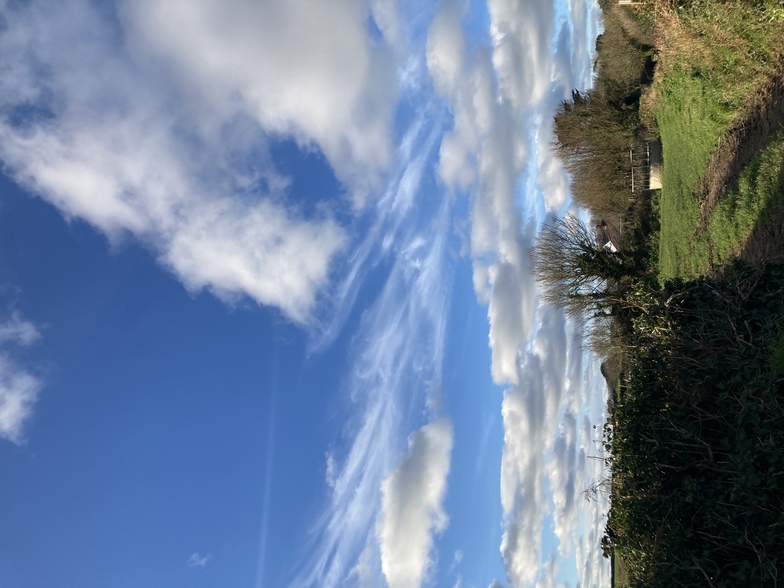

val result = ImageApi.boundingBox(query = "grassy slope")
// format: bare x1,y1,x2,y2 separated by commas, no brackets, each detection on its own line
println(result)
657,72,723,277
653,1,784,278
708,130,784,261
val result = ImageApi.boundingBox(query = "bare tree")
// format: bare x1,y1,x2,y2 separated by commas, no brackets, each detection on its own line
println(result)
553,91,636,217
530,214,625,317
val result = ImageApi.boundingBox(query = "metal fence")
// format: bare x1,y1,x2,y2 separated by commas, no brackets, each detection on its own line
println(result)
629,143,651,194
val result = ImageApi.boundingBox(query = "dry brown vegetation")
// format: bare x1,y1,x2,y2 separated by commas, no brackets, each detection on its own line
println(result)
553,0,654,218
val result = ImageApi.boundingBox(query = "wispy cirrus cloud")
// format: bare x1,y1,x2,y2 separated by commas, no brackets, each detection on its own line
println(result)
293,107,456,587
0,0,402,324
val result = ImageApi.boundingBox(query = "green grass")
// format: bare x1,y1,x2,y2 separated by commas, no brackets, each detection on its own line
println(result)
707,130,784,261
657,71,727,278
659,127,784,278
613,551,629,587
654,0,784,279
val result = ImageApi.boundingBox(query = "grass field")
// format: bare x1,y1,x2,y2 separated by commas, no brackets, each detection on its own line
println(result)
651,0,784,278
658,125,784,277
656,71,720,277
708,130,784,262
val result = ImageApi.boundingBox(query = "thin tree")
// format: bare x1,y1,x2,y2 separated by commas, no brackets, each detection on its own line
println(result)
530,214,625,317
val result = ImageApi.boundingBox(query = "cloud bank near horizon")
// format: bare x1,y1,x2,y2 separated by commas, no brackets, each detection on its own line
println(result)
427,0,609,585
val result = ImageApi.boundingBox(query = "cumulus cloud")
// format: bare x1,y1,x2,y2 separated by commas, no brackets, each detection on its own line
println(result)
487,0,555,109
0,0,401,323
377,418,454,588
120,0,397,206
426,0,609,585
547,411,579,554
0,313,42,444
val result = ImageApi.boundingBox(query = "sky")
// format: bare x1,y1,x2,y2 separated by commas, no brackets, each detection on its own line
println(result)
0,1,610,587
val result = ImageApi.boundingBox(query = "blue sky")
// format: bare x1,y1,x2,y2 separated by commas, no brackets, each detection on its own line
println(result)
0,1,609,587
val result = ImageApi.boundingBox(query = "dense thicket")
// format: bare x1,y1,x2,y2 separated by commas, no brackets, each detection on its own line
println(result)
605,262,784,586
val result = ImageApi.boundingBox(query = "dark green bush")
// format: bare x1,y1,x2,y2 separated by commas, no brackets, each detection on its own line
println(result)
605,262,784,586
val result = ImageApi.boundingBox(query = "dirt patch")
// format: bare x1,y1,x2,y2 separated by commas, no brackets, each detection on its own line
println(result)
696,66,784,225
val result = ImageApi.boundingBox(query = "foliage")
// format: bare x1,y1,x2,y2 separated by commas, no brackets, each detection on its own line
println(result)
553,2,654,218
604,261,784,586
546,1,784,585
770,331,784,375
554,91,639,216
595,0,654,100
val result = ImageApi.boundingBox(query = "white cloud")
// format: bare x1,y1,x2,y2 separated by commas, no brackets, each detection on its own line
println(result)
487,0,555,109
0,0,402,323
0,312,43,444
120,0,397,207
536,556,559,588
0,355,41,444
426,2,465,100
450,549,463,572
293,111,455,588
547,411,579,554
370,0,405,54
377,418,454,588
426,0,608,585
187,552,211,568
486,258,537,386
325,450,338,489
0,312,41,346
